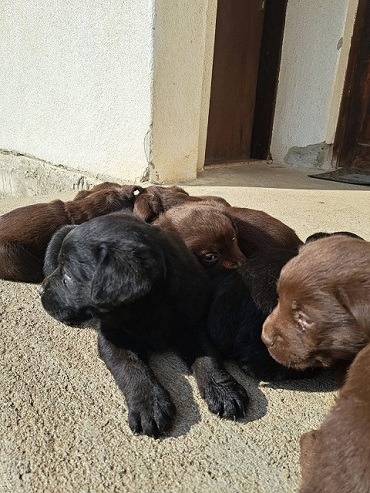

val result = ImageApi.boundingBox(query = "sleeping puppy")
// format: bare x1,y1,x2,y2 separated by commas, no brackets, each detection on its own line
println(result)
261,235,370,370
73,181,123,200
0,185,143,283
39,212,248,438
153,203,246,269
133,184,230,223
206,247,308,380
299,342,370,493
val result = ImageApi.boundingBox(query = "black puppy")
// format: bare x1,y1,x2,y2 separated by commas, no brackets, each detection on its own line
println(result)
206,247,309,380
39,212,248,437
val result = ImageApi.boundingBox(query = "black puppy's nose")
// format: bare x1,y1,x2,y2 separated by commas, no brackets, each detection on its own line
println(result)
261,332,274,348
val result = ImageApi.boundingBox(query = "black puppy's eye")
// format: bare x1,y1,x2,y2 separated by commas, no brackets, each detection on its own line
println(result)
201,252,220,266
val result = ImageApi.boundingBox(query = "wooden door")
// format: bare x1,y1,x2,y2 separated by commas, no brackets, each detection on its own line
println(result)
205,0,266,163
334,0,370,170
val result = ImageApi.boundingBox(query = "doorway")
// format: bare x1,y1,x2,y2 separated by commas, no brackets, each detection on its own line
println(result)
205,0,288,164
333,0,370,170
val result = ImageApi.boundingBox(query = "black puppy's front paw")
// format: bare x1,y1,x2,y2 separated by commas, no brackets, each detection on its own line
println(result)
202,376,249,419
127,385,176,438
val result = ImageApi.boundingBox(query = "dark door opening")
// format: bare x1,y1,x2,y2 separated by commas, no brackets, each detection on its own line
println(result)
205,0,287,164
333,0,370,170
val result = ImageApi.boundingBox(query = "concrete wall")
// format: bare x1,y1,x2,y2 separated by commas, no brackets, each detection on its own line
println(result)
0,0,154,183
270,0,357,167
150,0,216,183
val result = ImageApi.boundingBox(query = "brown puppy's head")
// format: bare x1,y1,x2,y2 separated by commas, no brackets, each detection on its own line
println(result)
133,185,230,223
261,236,370,369
67,185,145,222
73,181,123,200
154,204,246,269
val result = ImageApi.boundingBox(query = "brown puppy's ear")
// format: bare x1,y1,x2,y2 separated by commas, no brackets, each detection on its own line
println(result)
90,242,152,309
336,285,370,333
133,190,162,222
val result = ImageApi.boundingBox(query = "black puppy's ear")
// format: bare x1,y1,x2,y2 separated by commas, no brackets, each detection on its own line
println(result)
90,242,153,309
44,225,77,276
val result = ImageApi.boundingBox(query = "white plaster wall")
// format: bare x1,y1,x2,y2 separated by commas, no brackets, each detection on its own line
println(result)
270,0,351,164
151,0,214,183
0,0,154,183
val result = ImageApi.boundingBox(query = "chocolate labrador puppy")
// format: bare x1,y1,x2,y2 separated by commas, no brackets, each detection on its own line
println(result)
299,342,370,493
262,235,370,370
133,185,230,223
39,212,248,438
0,184,143,283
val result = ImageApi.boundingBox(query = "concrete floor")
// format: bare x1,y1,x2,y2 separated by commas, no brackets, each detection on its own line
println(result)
1,163,369,493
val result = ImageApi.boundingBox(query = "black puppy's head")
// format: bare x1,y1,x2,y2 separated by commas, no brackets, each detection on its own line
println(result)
40,214,166,326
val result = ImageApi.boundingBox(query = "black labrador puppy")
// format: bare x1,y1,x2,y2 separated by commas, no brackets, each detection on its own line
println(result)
39,212,248,437
206,247,306,380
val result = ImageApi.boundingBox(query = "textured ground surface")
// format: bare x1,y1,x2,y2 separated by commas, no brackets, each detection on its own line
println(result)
1,164,369,493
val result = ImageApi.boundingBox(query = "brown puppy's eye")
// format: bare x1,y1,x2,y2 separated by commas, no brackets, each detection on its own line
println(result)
201,252,220,266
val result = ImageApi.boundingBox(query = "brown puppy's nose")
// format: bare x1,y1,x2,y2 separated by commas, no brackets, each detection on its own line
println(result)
261,331,274,348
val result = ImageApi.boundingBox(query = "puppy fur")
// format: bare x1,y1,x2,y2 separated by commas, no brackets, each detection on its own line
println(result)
224,207,303,256
72,181,123,200
153,203,246,269
206,247,310,380
299,342,370,493
0,184,143,283
39,212,248,438
262,235,370,370
133,184,230,223
305,230,364,243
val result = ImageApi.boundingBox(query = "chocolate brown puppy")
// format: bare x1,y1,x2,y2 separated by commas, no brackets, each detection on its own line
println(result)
262,235,370,369
133,184,230,222
73,181,123,200
299,343,370,493
0,185,143,283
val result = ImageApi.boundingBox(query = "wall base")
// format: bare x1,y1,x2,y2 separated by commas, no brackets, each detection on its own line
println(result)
0,150,138,199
